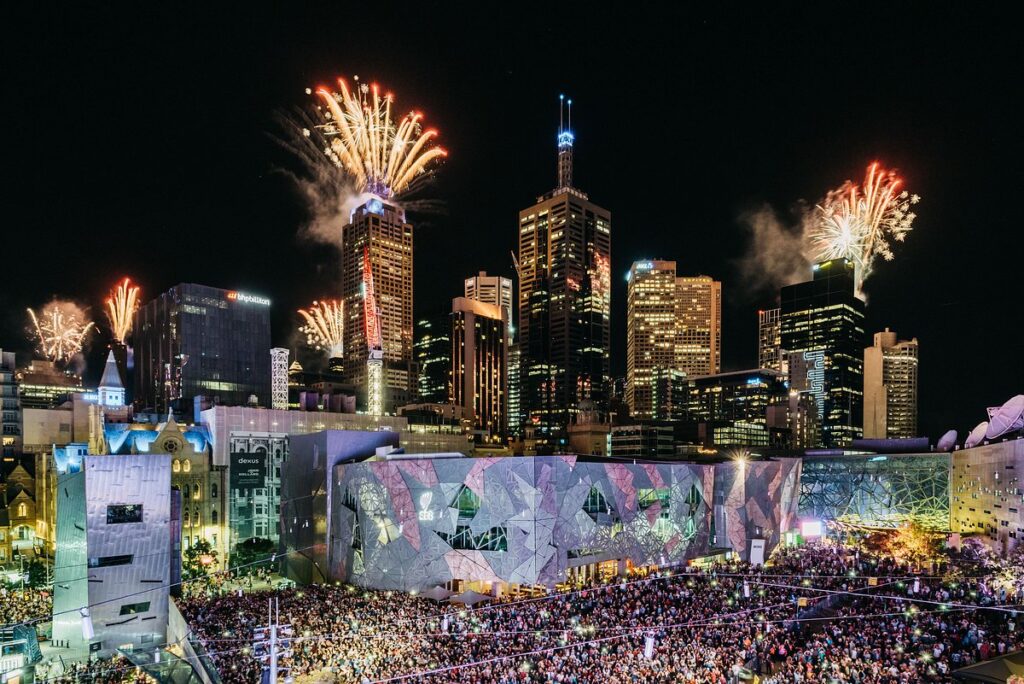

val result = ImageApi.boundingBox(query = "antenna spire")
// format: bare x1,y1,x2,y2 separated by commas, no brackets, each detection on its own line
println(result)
556,94,574,191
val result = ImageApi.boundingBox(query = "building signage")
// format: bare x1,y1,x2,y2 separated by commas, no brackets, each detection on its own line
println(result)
230,451,267,490
226,291,271,306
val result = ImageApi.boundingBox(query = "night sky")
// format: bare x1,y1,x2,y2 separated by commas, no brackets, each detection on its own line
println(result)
3,4,1020,440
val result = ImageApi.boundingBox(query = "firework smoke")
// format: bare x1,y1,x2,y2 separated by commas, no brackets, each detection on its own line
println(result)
298,299,345,358
27,301,95,364
736,203,811,297
739,162,920,298
105,277,140,344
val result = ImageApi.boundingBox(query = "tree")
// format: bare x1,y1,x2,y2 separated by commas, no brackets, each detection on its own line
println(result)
883,521,942,568
26,559,47,588
183,539,218,583
231,537,276,576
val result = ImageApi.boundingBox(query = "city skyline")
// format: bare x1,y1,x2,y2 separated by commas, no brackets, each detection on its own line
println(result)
1,5,1020,441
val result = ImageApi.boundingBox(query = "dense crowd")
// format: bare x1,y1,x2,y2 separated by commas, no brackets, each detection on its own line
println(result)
0,586,51,626
35,655,157,683
177,543,1024,684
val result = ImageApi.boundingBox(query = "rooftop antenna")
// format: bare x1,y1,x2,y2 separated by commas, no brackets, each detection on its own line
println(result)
556,94,574,190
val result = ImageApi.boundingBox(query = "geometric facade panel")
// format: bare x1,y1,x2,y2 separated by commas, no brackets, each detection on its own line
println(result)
322,454,801,591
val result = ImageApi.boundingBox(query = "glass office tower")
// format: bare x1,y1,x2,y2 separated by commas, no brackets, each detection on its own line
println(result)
133,284,272,416
780,259,865,447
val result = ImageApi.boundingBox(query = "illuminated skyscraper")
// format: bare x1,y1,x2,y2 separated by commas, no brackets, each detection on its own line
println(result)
625,261,722,419
465,271,513,438
133,284,271,417
464,272,513,325
506,344,522,439
339,198,414,413
863,328,919,439
780,259,866,447
677,275,722,377
451,298,507,441
626,260,678,419
414,314,451,404
517,98,611,448
758,308,786,373
0,350,21,458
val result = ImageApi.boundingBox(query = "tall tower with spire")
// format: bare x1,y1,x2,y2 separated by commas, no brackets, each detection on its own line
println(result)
516,96,612,451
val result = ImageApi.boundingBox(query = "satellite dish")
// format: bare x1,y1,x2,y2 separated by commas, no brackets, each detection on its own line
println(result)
985,395,1024,440
965,422,989,449
936,430,957,452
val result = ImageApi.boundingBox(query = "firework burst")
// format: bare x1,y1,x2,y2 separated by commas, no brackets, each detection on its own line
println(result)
311,76,447,198
806,162,920,293
28,303,95,363
298,299,345,358
105,277,141,344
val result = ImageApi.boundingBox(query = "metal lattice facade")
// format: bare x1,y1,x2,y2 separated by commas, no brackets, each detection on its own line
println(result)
270,348,289,411
799,453,951,530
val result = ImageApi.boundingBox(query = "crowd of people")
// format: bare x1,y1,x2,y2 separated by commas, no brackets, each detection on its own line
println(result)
0,586,50,626
35,654,158,683
177,542,1024,684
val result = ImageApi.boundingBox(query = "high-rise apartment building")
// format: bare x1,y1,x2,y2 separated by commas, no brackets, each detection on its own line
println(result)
677,276,722,377
464,272,513,326
451,298,507,441
340,198,415,413
517,101,611,448
863,328,919,439
758,308,786,373
465,271,514,439
780,259,865,447
625,260,722,419
507,344,522,439
0,350,21,458
414,314,451,404
626,260,678,419
133,284,271,417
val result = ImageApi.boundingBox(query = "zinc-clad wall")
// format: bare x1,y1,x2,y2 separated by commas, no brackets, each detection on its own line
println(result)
52,454,171,654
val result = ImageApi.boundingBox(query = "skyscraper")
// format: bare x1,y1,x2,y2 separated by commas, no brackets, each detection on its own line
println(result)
677,275,722,377
626,260,678,419
625,261,722,419
517,98,611,448
465,271,514,437
464,272,513,325
133,284,271,416
863,328,919,439
758,308,786,373
0,350,21,458
340,198,414,413
780,259,866,447
414,314,451,404
451,297,507,441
